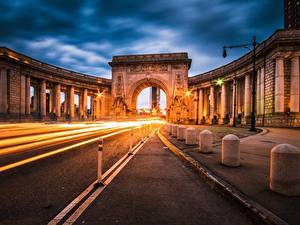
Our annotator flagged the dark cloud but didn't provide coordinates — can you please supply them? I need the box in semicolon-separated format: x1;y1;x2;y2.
0;0;283;77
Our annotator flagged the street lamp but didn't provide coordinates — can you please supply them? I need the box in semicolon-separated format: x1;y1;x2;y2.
223;36;258;131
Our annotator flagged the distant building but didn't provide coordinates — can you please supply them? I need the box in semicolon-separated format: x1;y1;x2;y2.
284;0;300;28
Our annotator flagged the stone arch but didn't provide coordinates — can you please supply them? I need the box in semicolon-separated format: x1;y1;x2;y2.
128;78;170;113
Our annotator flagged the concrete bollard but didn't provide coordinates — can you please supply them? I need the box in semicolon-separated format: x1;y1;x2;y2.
177;126;186;141
185;127;197;145
222;134;240;167
270;144;300;196
199;130;213;153
168;124;173;135
172;125;178;138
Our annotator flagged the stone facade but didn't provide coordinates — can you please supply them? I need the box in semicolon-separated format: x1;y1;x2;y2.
189;29;300;127
0;28;299;127
109;53;193;123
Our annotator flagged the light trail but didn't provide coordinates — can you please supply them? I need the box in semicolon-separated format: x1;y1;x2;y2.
0;120;165;172
0;126;141;172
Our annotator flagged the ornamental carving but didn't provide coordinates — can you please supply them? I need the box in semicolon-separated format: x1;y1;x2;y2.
129;64;168;73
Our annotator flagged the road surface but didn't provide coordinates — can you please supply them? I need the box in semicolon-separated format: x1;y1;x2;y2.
0;121;160;225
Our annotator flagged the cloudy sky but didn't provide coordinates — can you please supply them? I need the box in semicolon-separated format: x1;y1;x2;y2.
0;0;283;79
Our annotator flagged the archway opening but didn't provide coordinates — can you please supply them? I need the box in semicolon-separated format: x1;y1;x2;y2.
136;87;166;118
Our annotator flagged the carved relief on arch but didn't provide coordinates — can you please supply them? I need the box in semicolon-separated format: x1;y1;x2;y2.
128;63;169;73
115;73;123;97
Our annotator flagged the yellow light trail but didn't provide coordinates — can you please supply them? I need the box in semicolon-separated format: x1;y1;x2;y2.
0;120;165;172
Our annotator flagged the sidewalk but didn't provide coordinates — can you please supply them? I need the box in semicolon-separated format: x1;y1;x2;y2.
160;127;300;225
74;135;255;225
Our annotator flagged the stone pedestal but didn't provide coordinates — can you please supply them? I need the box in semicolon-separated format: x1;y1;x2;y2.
222;134;240;167
177;126;186;141
172;124;178;138
185;127;197;145
199;130;213;153
270;144;300;196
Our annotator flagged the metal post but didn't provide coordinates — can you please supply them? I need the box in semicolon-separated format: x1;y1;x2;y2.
96;138;104;186
233;74;237;127
250;36;257;131
128;127;134;155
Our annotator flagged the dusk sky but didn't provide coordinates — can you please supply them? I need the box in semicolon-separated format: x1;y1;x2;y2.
0;0;283;78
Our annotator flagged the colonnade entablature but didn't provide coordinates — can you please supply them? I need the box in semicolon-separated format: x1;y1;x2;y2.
0;47;112;121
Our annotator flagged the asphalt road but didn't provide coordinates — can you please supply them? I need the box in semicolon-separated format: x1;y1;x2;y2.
0;122;158;225
74;135;256;225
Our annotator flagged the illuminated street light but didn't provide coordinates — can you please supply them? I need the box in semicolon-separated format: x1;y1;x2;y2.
97;91;103;98
184;90;192;97
215;78;224;87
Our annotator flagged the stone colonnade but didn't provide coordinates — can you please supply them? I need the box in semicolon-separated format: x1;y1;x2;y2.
0;68;106;120
192;55;300;126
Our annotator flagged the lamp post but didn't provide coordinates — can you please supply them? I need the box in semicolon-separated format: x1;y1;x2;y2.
223;36;258;131
233;73;237;127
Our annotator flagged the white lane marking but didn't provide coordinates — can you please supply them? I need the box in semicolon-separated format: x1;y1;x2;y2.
63;136;149;225
48;133;152;225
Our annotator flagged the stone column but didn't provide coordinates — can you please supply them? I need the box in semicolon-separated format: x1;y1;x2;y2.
83;88;88;118
25;76;31;115
275;57;285;112
260;67;265;115
290;56;300;112
53;83;61;117
198;89;203;123
64;90;68;115
79;92;83;118
244;74;251;117
221;83;227;119
40;80;46;117
0;68;8;113
69;86;74;119
49;91;53;113
193;90;198;123
20;74;26;115
209;85;214;122
256;69;261;115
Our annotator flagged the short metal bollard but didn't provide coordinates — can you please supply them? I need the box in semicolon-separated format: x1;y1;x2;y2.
177;126;186;141
96;138;104;186
128;127;134;155
172;125;178;138
185;127;197;145
270;144;300;196
199;130;213;153
221;134;240;167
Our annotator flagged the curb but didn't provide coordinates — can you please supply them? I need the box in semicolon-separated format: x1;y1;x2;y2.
157;129;289;225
